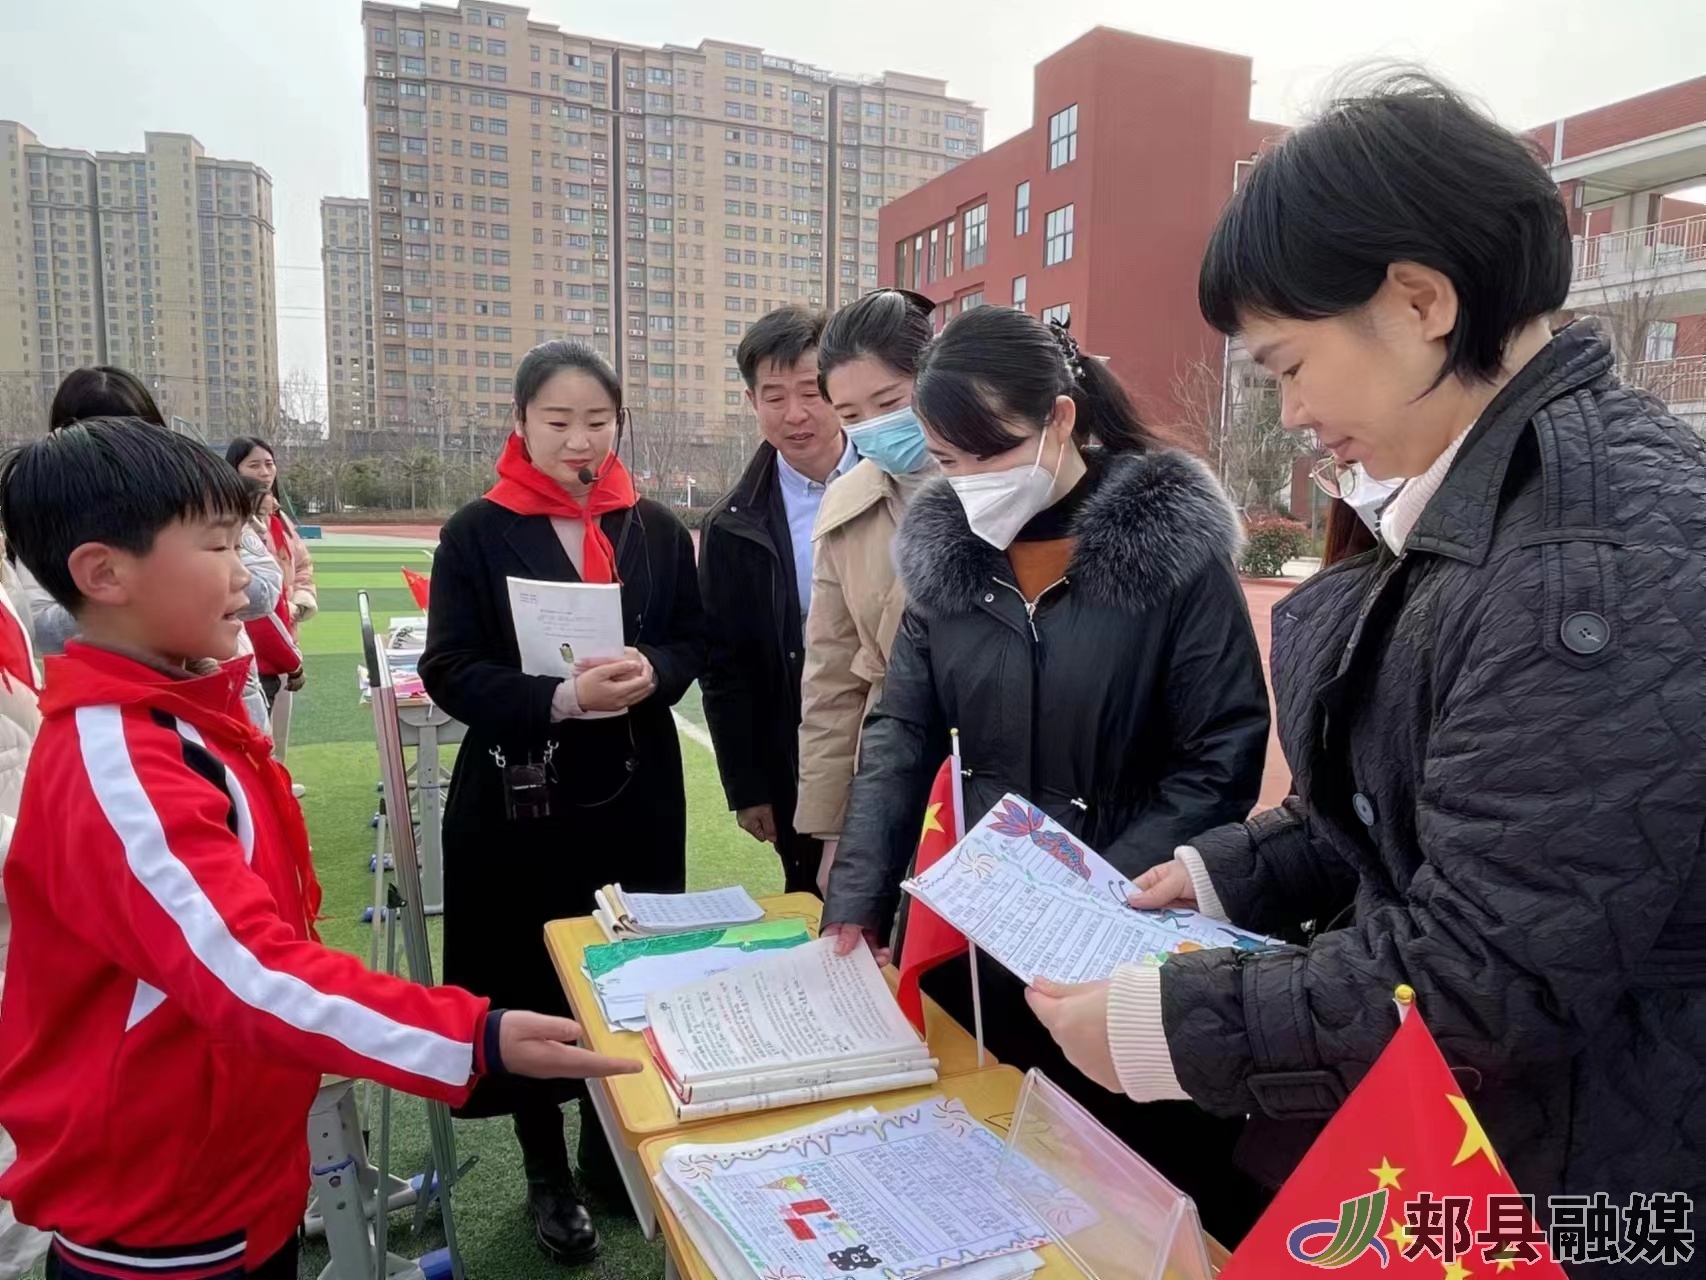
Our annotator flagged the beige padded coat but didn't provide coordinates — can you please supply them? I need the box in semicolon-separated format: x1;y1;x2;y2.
793;459;914;841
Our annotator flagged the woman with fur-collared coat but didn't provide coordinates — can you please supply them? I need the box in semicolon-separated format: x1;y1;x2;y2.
822;306;1271;1241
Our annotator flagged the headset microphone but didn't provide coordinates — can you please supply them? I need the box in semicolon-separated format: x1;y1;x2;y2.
577;466;597;486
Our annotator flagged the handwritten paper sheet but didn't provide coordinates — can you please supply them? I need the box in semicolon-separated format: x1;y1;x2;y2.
582;922;812;1031
660;1097;1053;1280
902;794;1276;985
646;937;929;1088
622;885;765;932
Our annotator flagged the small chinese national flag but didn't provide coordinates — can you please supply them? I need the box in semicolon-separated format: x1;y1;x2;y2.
1220;1001;1568;1278
401;566;431;609
893;758;963;1033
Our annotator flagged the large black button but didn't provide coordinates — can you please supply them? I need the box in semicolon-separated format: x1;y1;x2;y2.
1352;792;1377;827
1561;612;1610;656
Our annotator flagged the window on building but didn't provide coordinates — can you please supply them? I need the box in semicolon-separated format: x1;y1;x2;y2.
1042;302;1071;327
928;226;939;282
1048;105;1079;170
963;203;988;268
960;291;984;313
1015;181;1030;236
1012;275;1027;312
1644;319;1678;364
1044;205;1074;266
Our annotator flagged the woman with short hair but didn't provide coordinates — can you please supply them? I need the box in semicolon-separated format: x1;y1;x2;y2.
1029;73;1706;1245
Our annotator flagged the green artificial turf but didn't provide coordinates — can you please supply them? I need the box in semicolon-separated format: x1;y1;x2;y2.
248;540;778;1280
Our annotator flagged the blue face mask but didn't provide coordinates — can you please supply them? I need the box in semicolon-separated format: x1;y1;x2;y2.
844;404;931;475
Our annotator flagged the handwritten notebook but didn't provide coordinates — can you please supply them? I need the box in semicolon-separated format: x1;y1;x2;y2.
902;794;1276;985
592;884;765;942
643;937;938;1121
654;1097;1051;1280
581;920;813;1031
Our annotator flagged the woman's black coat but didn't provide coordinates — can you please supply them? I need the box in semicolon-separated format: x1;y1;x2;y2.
826;448;1271;937
421;494;704;1114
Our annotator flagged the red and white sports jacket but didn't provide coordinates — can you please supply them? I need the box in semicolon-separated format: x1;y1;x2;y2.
0;644;493;1272
242;591;302;680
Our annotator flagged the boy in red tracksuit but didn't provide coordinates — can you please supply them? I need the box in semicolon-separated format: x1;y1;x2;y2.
0;417;640;1280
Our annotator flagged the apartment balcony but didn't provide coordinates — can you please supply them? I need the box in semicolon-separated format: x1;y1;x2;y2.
1565;214;1706;315
1625;354;1706;431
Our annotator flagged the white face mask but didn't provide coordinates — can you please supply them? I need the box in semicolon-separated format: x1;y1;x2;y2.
946;433;1062;550
1342;464;1405;534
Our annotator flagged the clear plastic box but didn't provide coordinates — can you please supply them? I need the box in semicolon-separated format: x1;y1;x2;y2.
996;1069;1215;1280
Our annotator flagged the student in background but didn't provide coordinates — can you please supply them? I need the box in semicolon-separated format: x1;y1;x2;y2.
822;306;1271;1241
226;437;317;634
233;477;291;735
699;307;855;894
226;439;315;767
421;340;704;1263
1029;73;1706;1248
0;417;641;1280
795;289;938;894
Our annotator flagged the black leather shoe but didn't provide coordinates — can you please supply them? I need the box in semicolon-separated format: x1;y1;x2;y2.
526;1177;600;1266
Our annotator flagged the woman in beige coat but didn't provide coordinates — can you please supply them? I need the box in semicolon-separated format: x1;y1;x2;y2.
796;290;937;891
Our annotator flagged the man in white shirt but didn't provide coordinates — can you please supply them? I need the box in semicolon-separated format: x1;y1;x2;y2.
699;308;854;894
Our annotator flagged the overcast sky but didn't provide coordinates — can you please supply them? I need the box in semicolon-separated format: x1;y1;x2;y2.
4;0;1704;401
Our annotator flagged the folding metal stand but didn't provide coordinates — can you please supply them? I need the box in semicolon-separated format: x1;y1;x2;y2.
300;592;472;1280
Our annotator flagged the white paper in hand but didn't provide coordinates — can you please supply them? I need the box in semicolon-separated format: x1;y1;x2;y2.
505;576;624;678
903;794;1276;985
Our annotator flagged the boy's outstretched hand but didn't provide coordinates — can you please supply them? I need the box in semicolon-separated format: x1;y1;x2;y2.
498;1010;644;1079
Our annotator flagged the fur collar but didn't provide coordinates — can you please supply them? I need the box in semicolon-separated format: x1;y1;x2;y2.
896;449;1243;618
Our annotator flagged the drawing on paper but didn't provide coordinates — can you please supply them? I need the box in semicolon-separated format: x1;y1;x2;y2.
988;798;1089;878
826;1244;883;1271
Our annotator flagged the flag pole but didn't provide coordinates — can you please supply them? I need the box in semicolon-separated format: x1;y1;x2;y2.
950;728;984;1067
1393;983;1414;1024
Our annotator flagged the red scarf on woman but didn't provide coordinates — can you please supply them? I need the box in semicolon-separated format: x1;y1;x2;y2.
484;434;638;584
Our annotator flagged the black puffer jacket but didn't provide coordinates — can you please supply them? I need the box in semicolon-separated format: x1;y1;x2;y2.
1163;323;1706;1268
826;448;1271;935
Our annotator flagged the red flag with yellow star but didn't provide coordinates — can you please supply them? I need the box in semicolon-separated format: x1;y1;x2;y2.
1220;999;1568;1279
894;758;963;1033
401;566;431;609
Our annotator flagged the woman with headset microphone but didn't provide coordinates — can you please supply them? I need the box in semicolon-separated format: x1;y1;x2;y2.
421;340;705;1263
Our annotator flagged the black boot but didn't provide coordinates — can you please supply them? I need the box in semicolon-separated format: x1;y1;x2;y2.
575;1096;628;1209
514;1103;601;1265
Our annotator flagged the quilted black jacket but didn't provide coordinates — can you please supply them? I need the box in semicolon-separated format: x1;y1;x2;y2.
1163;322;1706;1272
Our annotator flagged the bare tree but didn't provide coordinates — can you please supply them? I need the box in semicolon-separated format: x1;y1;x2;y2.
274;367;327;457
629;408;696;503
222;381;281;442
1170;357;1301;516
1569;276;1693;405
704;421;759;503
0;375;50;447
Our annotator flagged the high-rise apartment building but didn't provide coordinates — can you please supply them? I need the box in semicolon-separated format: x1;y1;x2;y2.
357;0;980;466
826;72;982;309
321;197;378;437
0;122;277;435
